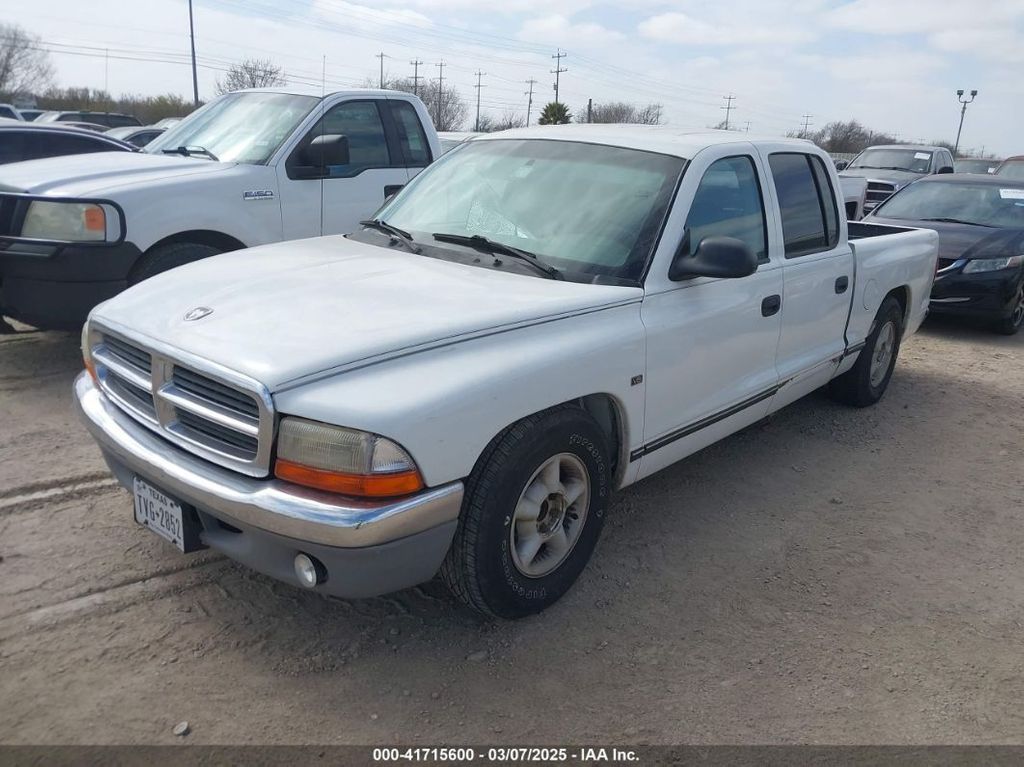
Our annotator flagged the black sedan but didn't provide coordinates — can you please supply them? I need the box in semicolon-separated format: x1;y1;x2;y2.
868;174;1024;335
0;120;135;165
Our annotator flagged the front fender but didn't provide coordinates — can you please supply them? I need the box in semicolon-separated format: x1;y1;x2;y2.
272;303;647;488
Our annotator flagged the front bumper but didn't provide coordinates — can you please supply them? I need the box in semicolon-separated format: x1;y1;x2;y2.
930;268;1023;319
0;240;141;328
74;372;464;597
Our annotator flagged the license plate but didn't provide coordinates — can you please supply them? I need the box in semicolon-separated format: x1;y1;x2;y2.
133;477;189;552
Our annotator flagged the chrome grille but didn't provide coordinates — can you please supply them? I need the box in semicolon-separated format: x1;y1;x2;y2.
864;181;896;209
89;327;273;477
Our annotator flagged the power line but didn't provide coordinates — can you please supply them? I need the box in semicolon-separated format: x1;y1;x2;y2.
551;48;567;105
721;94;736;130
524;78;537;125
473;70;486;131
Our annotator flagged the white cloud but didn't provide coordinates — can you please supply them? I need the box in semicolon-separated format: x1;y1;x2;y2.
519;14;623;46
638;10;815;46
310;0;433;29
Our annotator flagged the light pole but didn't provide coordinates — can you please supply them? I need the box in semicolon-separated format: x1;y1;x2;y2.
953;89;977;158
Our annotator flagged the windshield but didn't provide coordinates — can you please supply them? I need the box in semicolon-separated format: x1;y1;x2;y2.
850;148;933;173
995;161;1024;181
378;139;685;284
874;181;1024;228
146;91;319;164
955;159;998;174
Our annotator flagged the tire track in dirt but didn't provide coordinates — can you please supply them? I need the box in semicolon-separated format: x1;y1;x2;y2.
0;472;121;515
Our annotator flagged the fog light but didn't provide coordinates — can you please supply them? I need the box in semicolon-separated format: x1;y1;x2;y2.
293;552;326;588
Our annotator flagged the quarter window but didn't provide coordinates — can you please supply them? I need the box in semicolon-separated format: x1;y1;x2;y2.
683;155;768;262
769;153;838;257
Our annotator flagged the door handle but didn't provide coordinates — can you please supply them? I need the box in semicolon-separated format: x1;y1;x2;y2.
835;276;849;294
761;294;781;317
384;184;404;199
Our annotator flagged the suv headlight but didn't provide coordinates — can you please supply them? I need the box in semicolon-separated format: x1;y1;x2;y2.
21;201;113;242
962;255;1024;274
274;417;424;498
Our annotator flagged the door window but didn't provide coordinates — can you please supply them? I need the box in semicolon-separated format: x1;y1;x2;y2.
683;155;767;262
769;153;837;257
303;100;391;177
389;101;431;166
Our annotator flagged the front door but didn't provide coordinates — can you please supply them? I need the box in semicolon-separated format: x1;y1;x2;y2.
638;150;784;479
277;99;411;239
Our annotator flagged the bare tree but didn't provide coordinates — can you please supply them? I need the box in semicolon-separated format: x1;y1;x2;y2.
216;58;286;95
476;111;527;133
584;101;662;125
377;76;468;132
794;119;898;154
0;24;54;98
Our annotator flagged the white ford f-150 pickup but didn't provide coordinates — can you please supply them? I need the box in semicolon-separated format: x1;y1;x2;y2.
0;87;439;329
75;126;938;618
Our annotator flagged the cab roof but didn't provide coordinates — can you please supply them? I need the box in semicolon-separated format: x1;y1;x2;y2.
471;123;818;160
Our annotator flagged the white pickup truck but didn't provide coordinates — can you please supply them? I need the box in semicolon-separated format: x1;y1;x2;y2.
75;126;938;618
0;87;439;329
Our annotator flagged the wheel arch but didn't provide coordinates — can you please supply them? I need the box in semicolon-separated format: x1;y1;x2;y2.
886;284;910;326
146;229;247;255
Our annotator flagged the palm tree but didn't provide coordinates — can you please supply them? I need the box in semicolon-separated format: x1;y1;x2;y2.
538;102;571;125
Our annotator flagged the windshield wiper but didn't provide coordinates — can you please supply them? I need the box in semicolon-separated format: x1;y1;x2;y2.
919;217;995;227
161;145;219;161
360;219;421;253
432;233;562;280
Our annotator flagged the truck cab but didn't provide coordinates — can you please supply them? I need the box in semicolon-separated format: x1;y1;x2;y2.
0;87;440;329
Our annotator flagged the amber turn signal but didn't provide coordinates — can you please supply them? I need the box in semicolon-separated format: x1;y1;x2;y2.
275;458;424;498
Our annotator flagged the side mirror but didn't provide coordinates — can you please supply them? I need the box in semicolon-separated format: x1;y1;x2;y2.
669;235;759;282
835;160;849;171
937;165;954;174
303;133;350;169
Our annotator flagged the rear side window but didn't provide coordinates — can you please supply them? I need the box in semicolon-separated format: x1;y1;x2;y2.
684;155;768;262
0;132;26;163
389;101;432;167
769;153;838;257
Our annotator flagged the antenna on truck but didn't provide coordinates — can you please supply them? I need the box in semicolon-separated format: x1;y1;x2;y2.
319;55;326;236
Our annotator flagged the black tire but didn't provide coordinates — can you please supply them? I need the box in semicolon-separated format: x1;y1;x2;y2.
441;406;612;619
129;242;221;285
829;295;904;408
993;282;1023;336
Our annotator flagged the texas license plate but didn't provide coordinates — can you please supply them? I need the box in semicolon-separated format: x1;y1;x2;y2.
133;477;201;553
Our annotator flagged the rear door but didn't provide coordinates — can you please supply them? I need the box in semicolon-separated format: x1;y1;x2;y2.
277;98;411;238
760;148;854;410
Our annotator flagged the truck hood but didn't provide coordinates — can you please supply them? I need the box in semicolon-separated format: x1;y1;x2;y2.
0;152;230;197
91;236;642;390
839;168;923;188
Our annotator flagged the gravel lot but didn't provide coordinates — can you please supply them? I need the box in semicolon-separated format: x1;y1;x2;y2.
1;317;1022;745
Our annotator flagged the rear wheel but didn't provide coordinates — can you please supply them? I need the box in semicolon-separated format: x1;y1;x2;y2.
129;242;221;285
441;407;612;619
994;282;1023;336
829;295;904;407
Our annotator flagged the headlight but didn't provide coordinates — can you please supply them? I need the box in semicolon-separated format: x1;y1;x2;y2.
962;255;1024;274
81;321;97;382
274;417;424;497
21;201;109;242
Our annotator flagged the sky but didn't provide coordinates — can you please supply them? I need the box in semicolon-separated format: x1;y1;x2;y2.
4;0;1023;156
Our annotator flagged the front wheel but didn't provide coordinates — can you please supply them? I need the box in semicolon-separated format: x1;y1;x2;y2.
994;282;1023;336
441;407;612;619
829;295;904;407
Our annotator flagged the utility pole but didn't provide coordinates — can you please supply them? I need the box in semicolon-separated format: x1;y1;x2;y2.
721;94;736;130
551;49;567;104
435;61;446;129
587;98;592;123
375;52;388;89
744;121;751;133
410;59;423;97
524;79;537;125
953;88;978;158
474;70;486;132
187;0;199;107
801;113;813;136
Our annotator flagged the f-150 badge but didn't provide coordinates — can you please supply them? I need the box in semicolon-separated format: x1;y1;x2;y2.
243;190;275;201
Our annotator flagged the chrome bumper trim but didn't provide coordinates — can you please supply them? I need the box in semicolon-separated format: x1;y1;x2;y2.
74;372;464;548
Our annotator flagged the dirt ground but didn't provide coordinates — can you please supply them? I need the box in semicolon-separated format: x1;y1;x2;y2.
0;315;1022;746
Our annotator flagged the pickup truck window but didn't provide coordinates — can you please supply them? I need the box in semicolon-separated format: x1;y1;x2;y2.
809;155;840;248
849;148;932;173
769;153;836;257
389;101;431;166
380;138;684;285
684;155;767;263
146;92;319;164
305;100;391;176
